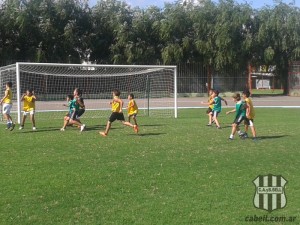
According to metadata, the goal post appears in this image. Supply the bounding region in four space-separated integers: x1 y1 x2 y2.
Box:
0 63 178 124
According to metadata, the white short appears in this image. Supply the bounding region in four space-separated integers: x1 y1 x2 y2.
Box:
23 110 35 116
3 103 12 114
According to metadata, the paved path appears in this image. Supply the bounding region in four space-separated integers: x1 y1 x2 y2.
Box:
177 96 300 108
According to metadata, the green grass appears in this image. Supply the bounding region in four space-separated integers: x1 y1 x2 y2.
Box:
1 108 300 225
251 89 284 96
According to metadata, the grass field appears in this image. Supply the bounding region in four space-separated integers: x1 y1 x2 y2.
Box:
0 108 299 225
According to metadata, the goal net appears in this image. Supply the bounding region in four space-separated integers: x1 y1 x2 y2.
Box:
0 63 177 124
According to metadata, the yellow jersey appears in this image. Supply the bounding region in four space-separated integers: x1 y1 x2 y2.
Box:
3 88 12 104
127 99 138 115
112 96 121 113
245 97 255 119
208 95 214 109
23 95 35 111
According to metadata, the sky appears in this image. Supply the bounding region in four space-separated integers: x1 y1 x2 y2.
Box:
89 0 300 9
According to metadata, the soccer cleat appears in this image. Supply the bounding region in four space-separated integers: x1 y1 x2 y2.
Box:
238 132 245 137
229 137 234 141
19 126 24 130
6 123 11 130
60 128 65 131
252 137 258 141
133 125 139 133
99 132 107 137
80 124 86 132
216 126 222 129
243 133 249 138
32 127 36 131
206 124 212 126
10 123 15 131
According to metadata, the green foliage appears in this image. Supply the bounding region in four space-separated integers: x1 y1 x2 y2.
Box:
1 0 300 88
0 108 300 224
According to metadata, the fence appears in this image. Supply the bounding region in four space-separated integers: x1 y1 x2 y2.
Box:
289 61 300 96
177 63 248 96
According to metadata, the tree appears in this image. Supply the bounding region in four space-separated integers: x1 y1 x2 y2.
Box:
90 0 134 63
256 3 300 94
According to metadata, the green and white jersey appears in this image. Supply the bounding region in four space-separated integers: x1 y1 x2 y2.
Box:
235 101 246 118
213 96 222 113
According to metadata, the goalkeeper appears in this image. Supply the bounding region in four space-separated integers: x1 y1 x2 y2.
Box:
19 89 37 130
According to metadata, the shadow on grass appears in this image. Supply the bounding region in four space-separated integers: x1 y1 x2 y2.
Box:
14 124 107 133
128 132 166 136
14 127 61 133
257 135 289 140
139 124 165 127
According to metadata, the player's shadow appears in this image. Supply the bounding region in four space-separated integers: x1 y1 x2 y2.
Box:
129 132 166 136
140 124 165 127
15 127 61 133
256 135 289 140
83 125 105 131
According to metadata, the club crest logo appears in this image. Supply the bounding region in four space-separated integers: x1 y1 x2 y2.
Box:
253 174 287 212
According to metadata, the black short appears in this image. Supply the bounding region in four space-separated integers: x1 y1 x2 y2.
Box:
77 109 85 118
233 115 246 125
128 113 137 118
206 107 212 114
109 112 125 123
244 118 254 126
69 111 79 120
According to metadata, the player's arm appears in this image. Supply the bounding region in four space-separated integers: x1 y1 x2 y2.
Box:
226 108 236 115
221 97 228 105
128 101 134 108
0 90 9 104
115 98 124 112
20 93 26 101
201 99 215 105
32 91 37 101
76 97 84 108
245 102 251 118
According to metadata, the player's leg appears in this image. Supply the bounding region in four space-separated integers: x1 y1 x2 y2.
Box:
61 115 70 131
120 113 138 133
19 112 27 129
229 116 245 140
213 111 221 128
132 114 138 126
70 118 85 132
100 113 117 136
100 121 112 136
3 104 15 130
30 110 36 130
249 119 257 139
122 120 138 133
128 114 131 123
206 108 212 126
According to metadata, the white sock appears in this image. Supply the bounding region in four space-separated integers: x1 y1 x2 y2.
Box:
230 134 234 139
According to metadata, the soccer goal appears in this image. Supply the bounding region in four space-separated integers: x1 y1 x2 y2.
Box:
0 63 178 124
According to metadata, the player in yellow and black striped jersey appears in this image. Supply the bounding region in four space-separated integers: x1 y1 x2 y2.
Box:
0 81 15 131
127 93 138 126
242 89 257 140
99 89 138 137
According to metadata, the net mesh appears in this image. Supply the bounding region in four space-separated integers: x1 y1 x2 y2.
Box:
0 63 176 123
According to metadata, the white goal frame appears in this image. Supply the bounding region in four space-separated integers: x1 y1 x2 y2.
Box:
1 62 178 124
